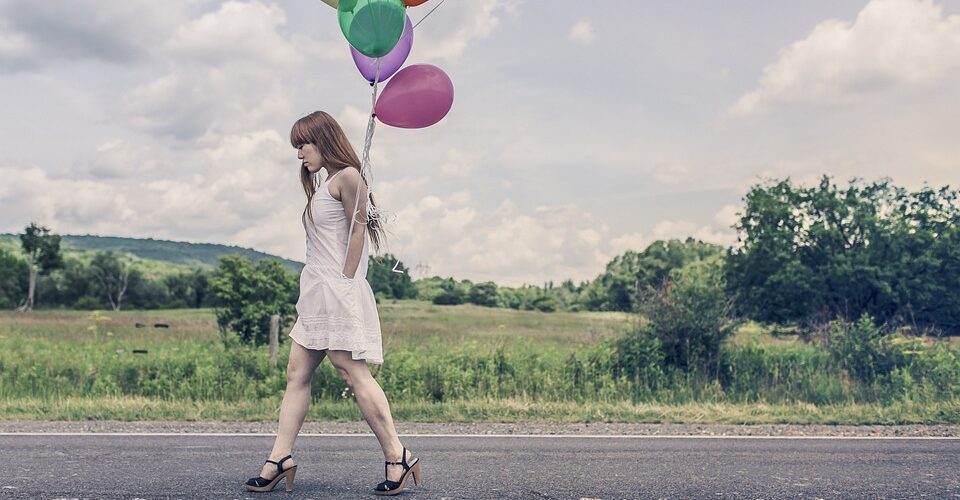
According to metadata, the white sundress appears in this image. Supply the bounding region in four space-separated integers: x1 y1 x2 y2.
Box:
288 170 384 365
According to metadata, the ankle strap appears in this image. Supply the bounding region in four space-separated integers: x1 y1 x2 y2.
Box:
384 447 409 467
266 454 293 472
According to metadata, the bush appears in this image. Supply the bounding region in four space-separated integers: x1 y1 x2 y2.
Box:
209 256 297 345
612 328 664 385
432 291 463 305
530 295 557 312
639 255 738 374
827 314 960 400
0 248 28 309
467 281 498 307
828 313 892 384
73 296 106 310
431 279 465 306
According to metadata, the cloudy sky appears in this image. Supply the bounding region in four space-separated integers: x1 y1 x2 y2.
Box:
1 0 958 285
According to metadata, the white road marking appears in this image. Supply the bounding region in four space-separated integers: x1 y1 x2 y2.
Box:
0 432 957 440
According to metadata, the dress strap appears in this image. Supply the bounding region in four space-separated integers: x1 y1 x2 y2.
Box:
325 169 344 184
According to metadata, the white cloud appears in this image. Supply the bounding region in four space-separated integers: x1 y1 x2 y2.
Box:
8 1 957 288
120 1 304 142
122 68 294 141
651 162 690 185
439 148 477 178
166 1 298 67
568 21 596 45
415 0 516 63
713 203 740 230
609 231 647 256
75 140 162 179
650 219 732 247
374 187 739 285
0 0 192 71
0 30 31 66
0 166 136 235
337 105 374 142
731 0 960 115
0 129 305 250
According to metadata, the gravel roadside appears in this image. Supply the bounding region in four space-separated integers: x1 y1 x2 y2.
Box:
1 420 958 437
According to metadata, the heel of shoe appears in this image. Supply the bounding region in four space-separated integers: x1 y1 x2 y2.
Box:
285 467 297 492
410 461 422 486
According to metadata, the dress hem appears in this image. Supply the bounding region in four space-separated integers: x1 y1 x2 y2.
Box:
288 328 384 365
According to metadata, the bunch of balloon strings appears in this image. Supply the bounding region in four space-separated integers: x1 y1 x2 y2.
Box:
325 0 453 276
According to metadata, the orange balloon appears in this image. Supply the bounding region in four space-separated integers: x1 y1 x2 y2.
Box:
404 0 429 6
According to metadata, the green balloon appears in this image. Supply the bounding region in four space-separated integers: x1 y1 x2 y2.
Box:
338 0 406 58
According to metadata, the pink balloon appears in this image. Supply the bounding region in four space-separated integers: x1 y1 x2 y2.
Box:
374 64 454 129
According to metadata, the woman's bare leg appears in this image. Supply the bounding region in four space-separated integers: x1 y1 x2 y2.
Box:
260 340 326 478
325 349 410 482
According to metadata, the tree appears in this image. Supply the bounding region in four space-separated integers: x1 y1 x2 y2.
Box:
582 238 724 312
88 251 136 311
0 249 29 309
530 294 557 312
209 256 297 345
367 254 416 299
432 278 465 305
16 223 64 311
639 255 738 374
467 281 498 307
56 257 101 309
727 176 960 333
163 268 211 308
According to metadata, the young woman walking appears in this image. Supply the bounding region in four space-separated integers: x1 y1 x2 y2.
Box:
244 111 421 496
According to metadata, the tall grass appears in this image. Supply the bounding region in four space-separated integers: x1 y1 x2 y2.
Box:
0 304 957 422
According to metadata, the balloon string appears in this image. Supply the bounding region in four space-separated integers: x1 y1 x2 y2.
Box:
342 59 382 276
413 0 446 30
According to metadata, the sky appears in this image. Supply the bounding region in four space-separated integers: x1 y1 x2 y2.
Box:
1 0 958 286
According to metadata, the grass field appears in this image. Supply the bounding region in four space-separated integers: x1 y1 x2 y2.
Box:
0 302 957 424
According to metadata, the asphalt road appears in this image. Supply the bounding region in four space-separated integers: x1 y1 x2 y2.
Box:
1 434 958 499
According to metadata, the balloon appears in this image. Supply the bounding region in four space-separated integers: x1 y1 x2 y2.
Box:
404 0 429 5
321 0 338 8
338 0 406 58
375 64 454 129
351 15 412 82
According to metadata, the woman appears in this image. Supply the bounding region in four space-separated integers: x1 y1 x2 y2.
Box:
244 111 421 496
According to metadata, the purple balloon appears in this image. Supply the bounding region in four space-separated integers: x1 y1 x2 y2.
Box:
351 14 413 83
375 64 454 129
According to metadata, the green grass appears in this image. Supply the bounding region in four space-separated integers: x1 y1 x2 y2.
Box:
2 397 957 424
0 303 957 423
378 300 631 350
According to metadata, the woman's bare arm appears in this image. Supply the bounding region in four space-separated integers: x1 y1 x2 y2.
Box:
337 167 368 279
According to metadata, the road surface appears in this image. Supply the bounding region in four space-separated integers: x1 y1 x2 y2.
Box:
1 433 958 499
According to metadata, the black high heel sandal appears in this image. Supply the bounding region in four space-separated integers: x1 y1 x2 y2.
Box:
245 454 297 493
373 446 422 496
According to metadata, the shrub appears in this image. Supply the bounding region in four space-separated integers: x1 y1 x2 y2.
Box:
209 256 297 345
640 256 738 375
467 281 499 307
611 328 664 385
431 279 465 306
827 313 892 384
530 295 557 312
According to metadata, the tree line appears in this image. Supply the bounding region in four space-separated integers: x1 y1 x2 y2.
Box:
1 225 213 311
3 175 958 344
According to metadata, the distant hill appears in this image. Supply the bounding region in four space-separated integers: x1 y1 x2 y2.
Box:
0 233 305 274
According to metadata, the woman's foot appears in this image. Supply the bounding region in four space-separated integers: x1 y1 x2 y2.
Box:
374 447 422 496
245 454 298 493
385 448 413 482
260 454 296 480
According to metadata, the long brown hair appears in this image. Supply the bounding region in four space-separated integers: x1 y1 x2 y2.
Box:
290 110 384 253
